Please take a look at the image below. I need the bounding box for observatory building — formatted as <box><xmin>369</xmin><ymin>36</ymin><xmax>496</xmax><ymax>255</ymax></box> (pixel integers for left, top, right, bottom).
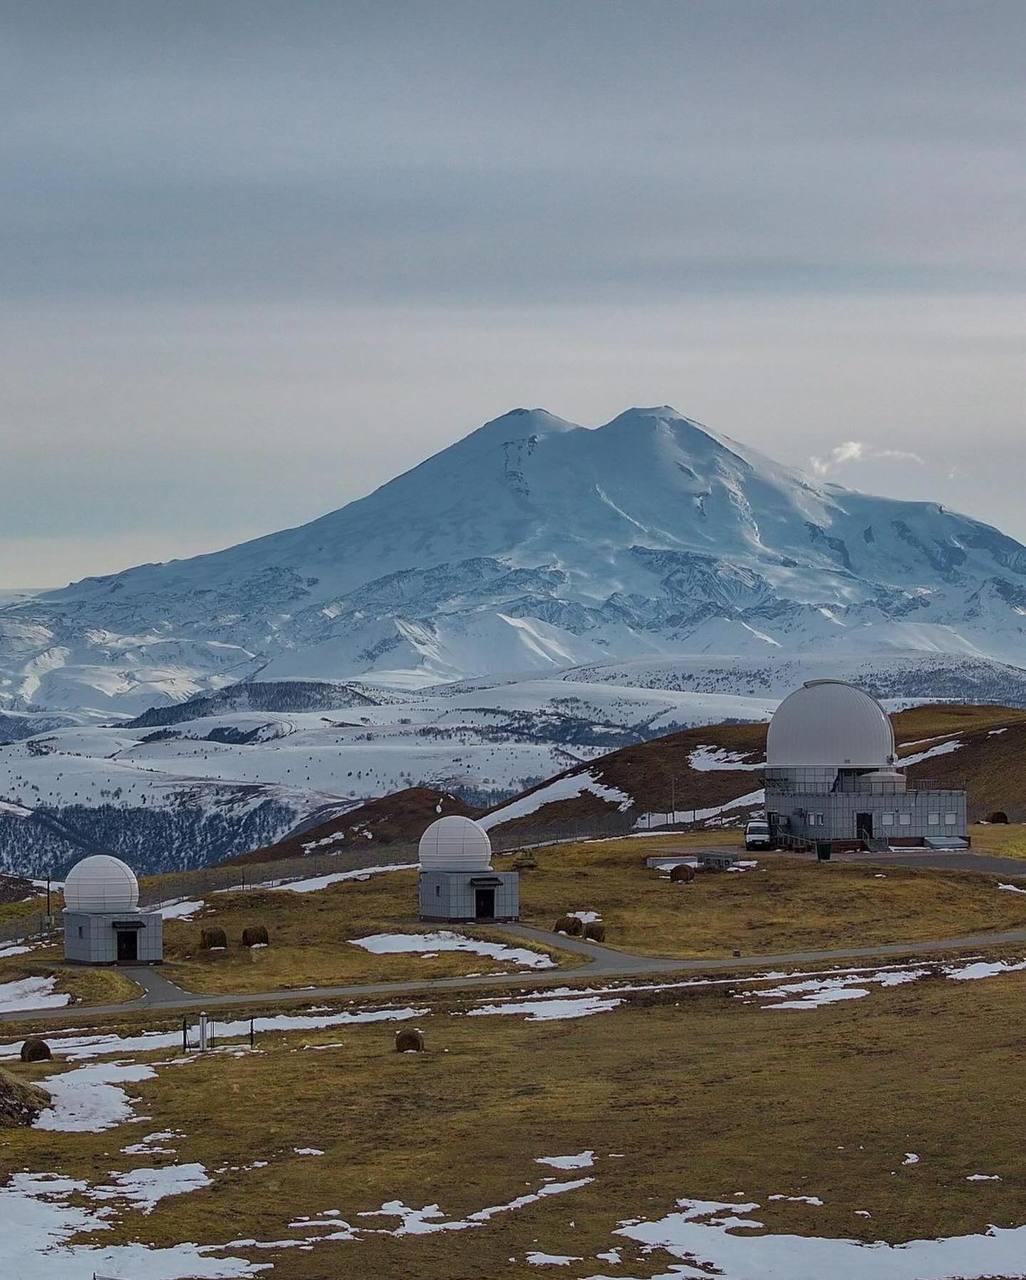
<box><xmin>62</xmin><ymin>854</ymin><xmax>163</xmax><ymax>965</ymax></box>
<box><xmin>418</xmin><ymin>816</ymin><xmax>519</xmax><ymax>922</ymax></box>
<box><xmin>765</xmin><ymin>680</ymin><xmax>968</xmax><ymax>854</ymax></box>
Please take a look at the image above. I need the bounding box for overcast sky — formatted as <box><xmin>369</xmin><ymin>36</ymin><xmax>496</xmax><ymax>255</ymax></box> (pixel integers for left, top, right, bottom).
<box><xmin>1</xmin><ymin>1</ymin><xmax>1023</xmax><ymax>588</ymax></box>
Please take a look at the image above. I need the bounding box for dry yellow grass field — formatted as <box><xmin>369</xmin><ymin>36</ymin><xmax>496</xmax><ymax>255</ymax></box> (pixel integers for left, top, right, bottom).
<box><xmin>968</xmin><ymin>821</ymin><xmax>1026</xmax><ymax>860</ymax></box>
<box><xmin>161</xmin><ymin>873</ymin><xmax>572</xmax><ymax>993</ymax></box>
<box><xmin>516</xmin><ymin>834</ymin><xmax>1026</xmax><ymax>958</ymax></box>
<box><xmin>5</xmin><ymin>962</ymin><xmax>1026</xmax><ymax>1278</ymax></box>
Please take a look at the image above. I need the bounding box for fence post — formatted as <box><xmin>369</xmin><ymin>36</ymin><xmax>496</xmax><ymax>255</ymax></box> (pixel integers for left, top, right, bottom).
<box><xmin>250</xmin><ymin>1017</ymin><xmax>255</xmax><ymax>1050</ymax></box>
<box><xmin>182</xmin><ymin>1016</ymin><xmax>188</xmax><ymax>1053</ymax></box>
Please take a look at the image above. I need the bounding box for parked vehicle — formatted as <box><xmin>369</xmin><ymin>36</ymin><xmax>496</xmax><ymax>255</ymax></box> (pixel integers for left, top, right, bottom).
<box><xmin>744</xmin><ymin>819</ymin><xmax>772</xmax><ymax>851</ymax></box>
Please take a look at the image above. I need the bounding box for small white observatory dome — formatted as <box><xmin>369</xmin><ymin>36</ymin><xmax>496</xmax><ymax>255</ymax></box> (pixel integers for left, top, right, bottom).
<box><xmin>419</xmin><ymin>816</ymin><xmax>493</xmax><ymax>872</ymax></box>
<box><xmin>767</xmin><ymin>679</ymin><xmax>896</xmax><ymax>768</ymax></box>
<box><xmin>64</xmin><ymin>854</ymin><xmax>140</xmax><ymax>913</ymax></box>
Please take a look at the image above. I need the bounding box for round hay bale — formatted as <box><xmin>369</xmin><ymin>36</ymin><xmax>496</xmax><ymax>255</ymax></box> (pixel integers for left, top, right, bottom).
<box><xmin>989</xmin><ymin>811</ymin><xmax>1009</xmax><ymax>824</ymax></box>
<box><xmin>200</xmin><ymin>926</ymin><xmax>228</xmax><ymax>951</ymax></box>
<box><xmin>554</xmin><ymin>914</ymin><xmax>583</xmax><ymax>936</ymax></box>
<box><xmin>241</xmin><ymin>925</ymin><xmax>270</xmax><ymax>948</ymax></box>
<box><xmin>670</xmin><ymin>863</ymin><xmax>696</xmax><ymax>884</ymax></box>
<box><xmin>395</xmin><ymin>1028</ymin><xmax>424</xmax><ymax>1053</ymax></box>
<box><xmin>19</xmin><ymin>1038</ymin><xmax>51</xmax><ymax>1064</ymax></box>
<box><xmin>583</xmin><ymin>921</ymin><xmax>606</xmax><ymax>943</ymax></box>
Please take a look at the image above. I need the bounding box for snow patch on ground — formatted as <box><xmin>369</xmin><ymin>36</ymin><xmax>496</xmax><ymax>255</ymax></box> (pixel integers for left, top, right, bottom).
<box><xmin>0</xmin><ymin>1005</ymin><xmax>427</xmax><ymax>1063</ymax></box>
<box><xmin>605</xmin><ymin>1194</ymin><xmax>1026</xmax><ymax>1280</ymax></box>
<box><xmin>35</xmin><ymin>1062</ymin><xmax>157</xmax><ymax>1132</ymax></box>
<box><xmin>350</xmin><ymin>930</ymin><xmax>555</xmax><ymax>969</ymax></box>
<box><xmin>468</xmin><ymin>996</ymin><xmax>622</xmax><ymax>1022</ymax></box>
<box><xmin>688</xmin><ymin>746</ymin><xmax>763</xmax><ymax>772</ymax></box>
<box><xmin>899</xmin><ymin>738</ymin><xmax>964</xmax><ymax>767</ymax></box>
<box><xmin>0</xmin><ymin>1171</ymin><xmax>265</xmax><ymax>1277</ymax></box>
<box><xmin>536</xmin><ymin>1152</ymin><xmax>595</xmax><ymax>1170</ymax></box>
<box><xmin>159</xmin><ymin>898</ymin><xmax>206</xmax><ymax>920</ymax></box>
<box><xmin>0</xmin><ymin>975</ymin><xmax>70</xmax><ymax>1013</ymax></box>
<box><xmin>271</xmin><ymin>863</ymin><xmax>417</xmax><ymax>893</ymax></box>
<box><xmin>89</xmin><ymin>1163</ymin><xmax>212</xmax><ymax>1213</ymax></box>
<box><xmin>480</xmin><ymin>771</ymin><xmax>632</xmax><ymax>831</ymax></box>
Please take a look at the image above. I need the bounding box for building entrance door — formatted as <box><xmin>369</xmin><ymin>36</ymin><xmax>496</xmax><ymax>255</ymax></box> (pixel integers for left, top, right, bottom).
<box><xmin>856</xmin><ymin>812</ymin><xmax>874</xmax><ymax>840</ymax></box>
<box><xmin>116</xmin><ymin>929</ymin><xmax>139</xmax><ymax>963</ymax></box>
<box><xmin>475</xmin><ymin>888</ymin><xmax>496</xmax><ymax>920</ymax></box>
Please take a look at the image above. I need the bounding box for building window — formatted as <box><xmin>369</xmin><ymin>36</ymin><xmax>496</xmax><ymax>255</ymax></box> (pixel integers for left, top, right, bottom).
<box><xmin>899</xmin><ymin>813</ymin><xmax>912</xmax><ymax>825</ymax></box>
<box><xmin>882</xmin><ymin>813</ymin><xmax>894</xmax><ymax>827</ymax></box>
<box><xmin>78</xmin><ymin>926</ymin><xmax>84</xmax><ymax>938</ymax></box>
<box><xmin>945</xmin><ymin>813</ymin><xmax>957</xmax><ymax>825</ymax></box>
<box><xmin>435</xmin><ymin>885</ymin><xmax>441</xmax><ymax>896</ymax></box>
<box><xmin>928</xmin><ymin>813</ymin><xmax>940</xmax><ymax>826</ymax></box>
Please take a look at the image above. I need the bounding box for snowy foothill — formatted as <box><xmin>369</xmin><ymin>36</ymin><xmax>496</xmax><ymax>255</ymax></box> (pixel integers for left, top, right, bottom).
<box><xmin>350</xmin><ymin>931</ymin><xmax>556</xmax><ymax>970</ymax></box>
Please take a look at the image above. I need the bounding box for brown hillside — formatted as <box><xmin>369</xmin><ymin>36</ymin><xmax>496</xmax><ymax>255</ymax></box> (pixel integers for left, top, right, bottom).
<box><xmin>228</xmin><ymin>787</ymin><xmax>482</xmax><ymax>865</ymax></box>
<box><xmin>484</xmin><ymin>702</ymin><xmax>1026</xmax><ymax>835</ymax></box>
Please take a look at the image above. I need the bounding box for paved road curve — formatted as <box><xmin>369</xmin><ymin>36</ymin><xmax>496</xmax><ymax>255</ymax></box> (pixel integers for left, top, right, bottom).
<box><xmin>5</xmin><ymin>919</ymin><xmax>1026</xmax><ymax>1027</ymax></box>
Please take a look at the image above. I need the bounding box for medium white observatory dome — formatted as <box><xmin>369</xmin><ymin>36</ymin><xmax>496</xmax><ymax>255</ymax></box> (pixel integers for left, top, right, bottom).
<box><xmin>63</xmin><ymin>854</ymin><xmax>140</xmax><ymax>914</ymax></box>
<box><xmin>766</xmin><ymin>680</ymin><xmax>896</xmax><ymax>769</ymax></box>
<box><xmin>419</xmin><ymin>816</ymin><xmax>493</xmax><ymax>872</ymax></box>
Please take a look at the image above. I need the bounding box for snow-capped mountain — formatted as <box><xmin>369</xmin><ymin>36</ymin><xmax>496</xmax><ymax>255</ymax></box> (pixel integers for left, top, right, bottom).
<box><xmin>3</xmin><ymin>405</ymin><xmax>1026</xmax><ymax>713</ymax></box>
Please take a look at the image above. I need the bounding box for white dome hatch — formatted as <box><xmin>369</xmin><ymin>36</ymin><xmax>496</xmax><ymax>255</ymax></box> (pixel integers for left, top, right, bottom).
<box><xmin>64</xmin><ymin>854</ymin><xmax>140</xmax><ymax>914</ymax></box>
<box><xmin>419</xmin><ymin>816</ymin><xmax>493</xmax><ymax>872</ymax></box>
<box><xmin>766</xmin><ymin>679</ymin><xmax>896</xmax><ymax>769</ymax></box>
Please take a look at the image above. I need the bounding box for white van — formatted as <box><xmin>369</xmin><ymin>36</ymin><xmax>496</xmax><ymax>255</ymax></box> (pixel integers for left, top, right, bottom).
<box><xmin>744</xmin><ymin>819</ymin><xmax>772</xmax><ymax>851</ymax></box>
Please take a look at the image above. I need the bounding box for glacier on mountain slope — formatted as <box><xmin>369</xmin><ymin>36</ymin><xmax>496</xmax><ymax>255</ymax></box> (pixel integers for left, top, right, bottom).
<box><xmin>3</xmin><ymin>405</ymin><xmax>1026</xmax><ymax>713</ymax></box>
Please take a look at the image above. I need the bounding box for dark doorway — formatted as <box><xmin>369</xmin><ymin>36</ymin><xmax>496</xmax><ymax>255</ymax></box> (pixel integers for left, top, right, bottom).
<box><xmin>475</xmin><ymin>888</ymin><xmax>496</xmax><ymax>920</ymax></box>
<box><xmin>116</xmin><ymin>929</ymin><xmax>139</xmax><ymax>963</ymax></box>
<box><xmin>856</xmin><ymin>812</ymin><xmax>874</xmax><ymax>840</ymax></box>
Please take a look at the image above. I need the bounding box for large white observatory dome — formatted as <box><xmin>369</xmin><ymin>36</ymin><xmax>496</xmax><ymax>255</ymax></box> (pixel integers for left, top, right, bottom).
<box><xmin>63</xmin><ymin>854</ymin><xmax>140</xmax><ymax>914</ymax></box>
<box><xmin>766</xmin><ymin>680</ymin><xmax>896</xmax><ymax>769</ymax></box>
<box><xmin>419</xmin><ymin>816</ymin><xmax>493</xmax><ymax>872</ymax></box>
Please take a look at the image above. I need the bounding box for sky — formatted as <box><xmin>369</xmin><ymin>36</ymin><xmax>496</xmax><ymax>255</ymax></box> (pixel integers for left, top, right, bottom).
<box><xmin>1</xmin><ymin>0</ymin><xmax>1023</xmax><ymax>588</ymax></box>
